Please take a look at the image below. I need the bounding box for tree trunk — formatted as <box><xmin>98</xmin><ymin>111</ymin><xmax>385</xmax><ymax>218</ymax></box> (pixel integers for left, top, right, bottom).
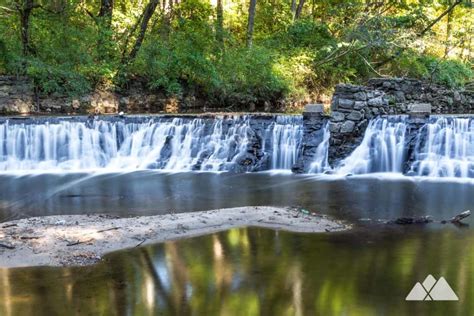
<box><xmin>444</xmin><ymin>6</ymin><xmax>452</xmax><ymax>56</ymax></box>
<box><xmin>419</xmin><ymin>0</ymin><xmax>462</xmax><ymax>37</ymax></box>
<box><xmin>98</xmin><ymin>0</ymin><xmax>114</xmax><ymax>19</ymax></box>
<box><xmin>291</xmin><ymin>0</ymin><xmax>296</xmax><ymax>17</ymax></box>
<box><xmin>464</xmin><ymin>33</ymin><xmax>472</xmax><ymax>62</ymax></box>
<box><xmin>294</xmin><ymin>0</ymin><xmax>305</xmax><ymax>19</ymax></box>
<box><xmin>216</xmin><ymin>0</ymin><xmax>224</xmax><ymax>49</ymax></box>
<box><xmin>18</xmin><ymin>0</ymin><xmax>38</xmax><ymax>57</ymax></box>
<box><xmin>161</xmin><ymin>0</ymin><xmax>173</xmax><ymax>39</ymax></box>
<box><xmin>246</xmin><ymin>0</ymin><xmax>257</xmax><ymax>48</ymax></box>
<box><xmin>124</xmin><ymin>0</ymin><xmax>160</xmax><ymax>64</ymax></box>
<box><xmin>98</xmin><ymin>0</ymin><xmax>114</xmax><ymax>61</ymax></box>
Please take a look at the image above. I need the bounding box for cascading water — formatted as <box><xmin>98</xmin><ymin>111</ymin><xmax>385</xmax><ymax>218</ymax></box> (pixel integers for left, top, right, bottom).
<box><xmin>265</xmin><ymin>116</ymin><xmax>303</xmax><ymax>170</ymax></box>
<box><xmin>410</xmin><ymin>117</ymin><xmax>474</xmax><ymax>178</ymax></box>
<box><xmin>308</xmin><ymin>123</ymin><xmax>330</xmax><ymax>173</ymax></box>
<box><xmin>0</xmin><ymin>116</ymin><xmax>303</xmax><ymax>172</ymax></box>
<box><xmin>336</xmin><ymin>117</ymin><xmax>407</xmax><ymax>174</ymax></box>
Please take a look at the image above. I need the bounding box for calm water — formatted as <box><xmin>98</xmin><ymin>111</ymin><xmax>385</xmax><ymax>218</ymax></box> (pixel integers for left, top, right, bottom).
<box><xmin>1</xmin><ymin>172</ymin><xmax>474</xmax><ymax>222</ymax></box>
<box><xmin>0</xmin><ymin>227</ymin><xmax>472</xmax><ymax>316</ymax></box>
<box><xmin>0</xmin><ymin>172</ymin><xmax>473</xmax><ymax>315</ymax></box>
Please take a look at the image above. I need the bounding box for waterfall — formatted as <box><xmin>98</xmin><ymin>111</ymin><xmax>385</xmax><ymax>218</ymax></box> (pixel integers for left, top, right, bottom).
<box><xmin>308</xmin><ymin>123</ymin><xmax>330</xmax><ymax>173</ymax></box>
<box><xmin>336</xmin><ymin>117</ymin><xmax>407</xmax><ymax>174</ymax></box>
<box><xmin>266</xmin><ymin>116</ymin><xmax>303</xmax><ymax>169</ymax></box>
<box><xmin>0</xmin><ymin>116</ymin><xmax>303</xmax><ymax>172</ymax></box>
<box><xmin>410</xmin><ymin>117</ymin><xmax>474</xmax><ymax>178</ymax></box>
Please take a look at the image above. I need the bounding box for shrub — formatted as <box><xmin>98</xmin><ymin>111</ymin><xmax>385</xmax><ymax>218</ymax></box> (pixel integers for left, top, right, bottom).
<box><xmin>390</xmin><ymin>52</ymin><xmax>473</xmax><ymax>88</ymax></box>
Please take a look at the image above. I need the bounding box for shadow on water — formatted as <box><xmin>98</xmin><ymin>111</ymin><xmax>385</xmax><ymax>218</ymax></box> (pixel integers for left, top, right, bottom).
<box><xmin>0</xmin><ymin>227</ymin><xmax>472</xmax><ymax>316</ymax></box>
<box><xmin>1</xmin><ymin>171</ymin><xmax>474</xmax><ymax>223</ymax></box>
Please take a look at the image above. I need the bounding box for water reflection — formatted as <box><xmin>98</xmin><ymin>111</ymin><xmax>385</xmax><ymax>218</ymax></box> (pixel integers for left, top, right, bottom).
<box><xmin>1</xmin><ymin>172</ymin><xmax>474</xmax><ymax>222</ymax></box>
<box><xmin>0</xmin><ymin>227</ymin><xmax>472</xmax><ymax>315</ymax></box>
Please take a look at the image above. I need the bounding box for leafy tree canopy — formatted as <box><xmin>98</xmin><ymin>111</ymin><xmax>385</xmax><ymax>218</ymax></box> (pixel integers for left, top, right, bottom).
<box><xmin>0</xmin><ymin>0</ymin><xmax>472</xmax><ymax>108</ymax></box>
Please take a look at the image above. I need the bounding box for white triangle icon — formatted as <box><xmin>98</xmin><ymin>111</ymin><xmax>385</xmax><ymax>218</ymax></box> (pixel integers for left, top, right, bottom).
<box><xmin>429</xmin><ymin>277</ymin><xmax>459</xmax><ymax>301</ymax></box>
<box><xmin>406</xmin><ymin>275</ymin><xmax>459</xmax><ymax>301</ymax></box>
<box><xmin>406</xmin><ymin>282</ymin><xmax>428</xmax><ymax>301</ymax></box>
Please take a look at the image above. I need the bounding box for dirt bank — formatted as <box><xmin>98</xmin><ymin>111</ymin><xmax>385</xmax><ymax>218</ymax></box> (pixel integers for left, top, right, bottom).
<box><xmin>0</xmin><ymin>206</ymin><xmax>349</xmax><ymax>268</ymax></box>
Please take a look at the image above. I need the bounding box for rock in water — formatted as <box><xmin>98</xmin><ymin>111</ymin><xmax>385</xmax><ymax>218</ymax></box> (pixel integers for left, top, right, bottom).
<box><xmin>390</xmin><ymin>216</ymin><xmax>433</xmax><ymax>225</ymax></box>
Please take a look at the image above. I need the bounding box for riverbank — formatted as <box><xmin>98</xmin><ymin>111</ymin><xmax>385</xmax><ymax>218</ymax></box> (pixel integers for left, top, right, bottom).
<box><xmin>0</xmin><ymin>206</ymin><xmax>348</xmax><ymax>268</ymax></box>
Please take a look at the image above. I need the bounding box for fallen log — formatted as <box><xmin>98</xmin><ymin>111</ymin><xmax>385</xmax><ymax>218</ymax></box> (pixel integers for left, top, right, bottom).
<box><xmin>0</xmin><ymin>242</ymin><xmax>15</xmax><ymax>250</ymax></box>
<box><xmin>450</xmin><ymin>210</ymin><xmax>471</xmax><ymax>223</ymax></box>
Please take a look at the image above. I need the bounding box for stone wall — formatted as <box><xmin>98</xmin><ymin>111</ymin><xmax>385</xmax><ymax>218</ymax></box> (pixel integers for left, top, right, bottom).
<box><xmin>0</xmin><ymin>76</ymin><xmax>121</xmax><ymax>114</ymax></box>
<box><xmin>0</xmin><ymin>76</ymin><xmax>35</xmax><ymax>114</ymax></box>
<box><xmin>0</xmin><ymin>76</ymin><xmax>277</xmax><ymax>114</ymax></box>
<box><xmin>327</xmin><ymin>84</ymin><xmax>390</xmax><ymax>164</ymax></box>
<box><xmin>2</xmin><ymin>75</ymin><xmax>472</xmax><ymax>116</ymax></box>
<box><xmin>0</xmin><ymin>76</ymin><xmax>189</xmax><ymax>114</ymax></box>
<box><xmin>368</xmin><ymin>78</ymin><xmax>474</xmax><ymax>114</ymax></box>
<box><xmin>326</xmin><ymin>78</ymin><xmax>474</xmax><ymax>164</ymax></box>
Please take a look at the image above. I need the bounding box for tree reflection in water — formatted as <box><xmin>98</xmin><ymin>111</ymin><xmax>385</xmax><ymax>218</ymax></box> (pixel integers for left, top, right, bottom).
<box><xmin>0</xmin><ymin>226</ymin><xmax>472</xmax><ymax>316</ymax></box>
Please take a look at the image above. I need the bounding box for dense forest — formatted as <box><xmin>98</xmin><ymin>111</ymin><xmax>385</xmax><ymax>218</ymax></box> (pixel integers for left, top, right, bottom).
<box><xmin>0</xmin><ymin>0</ymin><xmax>473</xmax><ymax>109</ymax></box>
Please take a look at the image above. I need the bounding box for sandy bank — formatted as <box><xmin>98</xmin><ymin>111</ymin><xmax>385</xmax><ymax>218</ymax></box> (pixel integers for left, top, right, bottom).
<box><xmin>0</xmin><ymin>206</ymin><xmax>349</xmax><ymax>268</ymax></box>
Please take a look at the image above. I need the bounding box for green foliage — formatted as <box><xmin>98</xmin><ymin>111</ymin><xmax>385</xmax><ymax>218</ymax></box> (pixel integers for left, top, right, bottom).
<box><xmin>284</xmin><ymin>19</ymin><xmax>334</xmax><ymax>49</ymax></box>
<box><xmin>430</xmin><ymin>59</ymin><xmax>473</xmax><ymax>88</ymax></box>
<box><xmin>213</xmin><ymin>46</ymin><xmax>287</xmax><ymax>105</ymax></box>
<box><xmin>0</xmin><ymin>0</ymin><xmax>472</xmax><ymax>108</ymax></box>
<box><xmin>25</xmin><ymin>58</ymin><xmax>91</xmax><ymax>96</ymax></box>
<box><xmin>390</xmin><ymin>52</ymin><xmax>473</xmax><ymax>88</ymax></box>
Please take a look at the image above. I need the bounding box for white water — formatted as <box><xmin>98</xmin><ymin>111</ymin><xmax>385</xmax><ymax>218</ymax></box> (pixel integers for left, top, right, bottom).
<box><xmin>5</xmin><ymin>115</ymin><xmax>474</xmax><ymax>177</ymax></box>
<box><xmin>308</xmin><ymin>123</ymin><xmax>330</xmax><ymax>173</ymax></box>
<box><xmin>411</xmin><ymin>117</ymin><xmax>474</xmax><ymax>177</ymax></box>
<box><xmin>0</xmin><ymin>116</ymin><xmax>302</xmax><ymax>172</ymax></box>
<box><xmin>336</xmin><ymin>117</ymin><xmax>407</xmax><ymax>174</ymax></box>
<box><xmin>266</xmin><ymin>116</ymin><xmax>303</xmax><ymax>169</ymax></box>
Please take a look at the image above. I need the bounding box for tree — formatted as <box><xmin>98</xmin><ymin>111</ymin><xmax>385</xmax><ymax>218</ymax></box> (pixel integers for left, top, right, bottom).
<box><xmin>216</xmin><ymin>0</ymin><xmax>224</xmax><ymax>49</ymax></box>
<box><xmin>85</xmin><ymin>0</ymin><xmax>115</xmax><ymax>61</ymax></box>
<box><xmin>246</xmin><ymin>0</ymin><xmax>257</xmax><ymax>48</ymax></box>
<box><xmin>15</xmin><ymin>0</ymin><xmax>40</xmax><ymax>57</ymax></box>
<box><xmin>294</xmin><ymin>0</ymin><xmax>304</xmax><ymax>19</ymax></box>
<box><xmin>291</xmin><ymin>0</ymin><xmax>296</xmax><ymax>18</ymax></box>
<box><xmin>98</xmin><ymin>0</ymin><xmax>114</xmax><ymax>60</ymax></box>
<box><xmin>122</xmin><ymin>0</ymin><xmax>160</xmax><ymax>65</ymax></box>
<box><xmin>419</xmin><ymin>0</ymin><xmax>463</xmax><ymax>37</ymax></box>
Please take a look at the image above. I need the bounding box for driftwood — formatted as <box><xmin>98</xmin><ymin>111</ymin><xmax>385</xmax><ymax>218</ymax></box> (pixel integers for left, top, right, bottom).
<box><xmin>19</xmin><ymin>236</ymin><xmax>40</xmax><ymax>240</ymax></box>
<box><xmin>135</xmin><ymin>239</ymin><xmax>146</xmax><ymax>247</ymax></box>
<box><xmin>2</xmin><ymin>224</ymin><xmax>17</xmax><ymax>228</ymax></box>
<box><xmin>66</xmin><ymin>238</ymin><xmax>94</xmax><ymax>247</ymax></box>
<box><xmin>0</xmin><ymin>242</ymin><xmax>15</xmax><ymax>249</ymax></box>
<box><xmin>390</xmin><ymin>210</ymin><xmax>471</xmax><ymax>225</ymax></box>
<box><xmin>450</xmin><ymin>210</ymin><xmax>471</xmax><ymax>223</ymax></box>
<box><xmin>97</xmin><ymin>227</ymin><xmax>120</xmax><ymax>233</ymax></box>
